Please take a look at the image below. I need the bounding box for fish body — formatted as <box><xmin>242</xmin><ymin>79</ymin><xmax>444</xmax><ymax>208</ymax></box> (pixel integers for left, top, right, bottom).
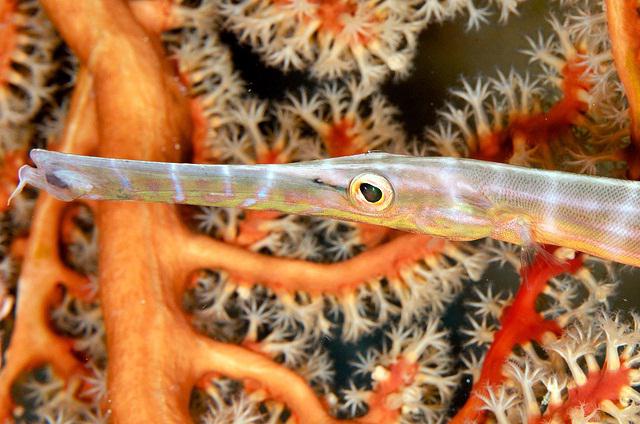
<box><xmin>14</xmin><ymin>149</ymin><xmax>640</xmax><ymax>267</ymax></box>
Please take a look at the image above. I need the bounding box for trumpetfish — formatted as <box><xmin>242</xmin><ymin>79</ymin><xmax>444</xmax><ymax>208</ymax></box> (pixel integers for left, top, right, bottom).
<box><xmin>11</xmin><ymin>149</ymin><xmax>640</xmax><ymax>267</ymax></box>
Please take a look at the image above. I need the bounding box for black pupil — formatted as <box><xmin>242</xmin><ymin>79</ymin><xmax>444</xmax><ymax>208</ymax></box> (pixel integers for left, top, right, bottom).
<box><xmin>359</xmin><ymin>183</ymin><xmax>383</xmax><ymax>203</ymax></box>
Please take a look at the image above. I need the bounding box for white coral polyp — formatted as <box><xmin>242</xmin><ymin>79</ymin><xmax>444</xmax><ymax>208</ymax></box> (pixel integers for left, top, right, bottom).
<box><xmin>217</xmin><ymin>0</ymin><xmax>429</xmax><ymax>85</ymax></box>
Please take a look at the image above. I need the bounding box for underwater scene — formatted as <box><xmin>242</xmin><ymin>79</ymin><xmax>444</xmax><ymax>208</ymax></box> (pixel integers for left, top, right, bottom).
<box><xmin>1</xmin><ymin>0</ymin><xmax>640</xmax><ymax>422</ymax></box>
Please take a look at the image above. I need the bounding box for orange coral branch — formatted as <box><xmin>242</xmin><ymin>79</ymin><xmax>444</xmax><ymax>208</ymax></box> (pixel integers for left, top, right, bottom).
<box><xmin>39</xmin><ymin>0</ymin><xmax>192</xmax><ymax>163</ymax></box>
<box><xmin>0</xmin><ymin>199</ymin><xmax>83</xmax><ymax>417</ymax></box>
<box><xmin>128</xmin><ymin>0</ymin><xmax>176</xmax><ymax>35</ymax></box>
<box><xmin>97</xmin><ymin>201</ymin><xmax>344</xmax><ymax>422</ymax></box>
<box><xmin>183</xmin><ymin>231</ymin><xmax>444</xmax><ymax>296</ymax></box>
<box><xmin>33</xmin><ymin>2</ymin><xmax>193</xmax><ymax>421</ymax></box>
<box><xmin>99</xmin><ymin>201</ymin><xmax>397</xmax><ymax>423</ymax></box>
<box><xmin>97</xmin><ymin>202</ymin><xmax>199</xmax><ymax>422</ymax></box>
<box><xmin>100</xmin><ymin>195</ymin><xmax>441</xmax><ymax>422</ymax></box>
<box><xmin>605</xmin><ymin>0</ymin><xmax>640</xmax><ymax>179</ymax></box>
<box><xmin>192</xmin><ymin>336</ymin><xmax>340</xmax><ymax>424</ymax></box>
<box><xmin>0</xmin><ymin>0</ymin><xmax>16</xmax><ymax>87</ymax></box>
<box><xmin>0</xmin><ymin>68</ymin><xmax>97</xmax><ymax>419</ymax></box>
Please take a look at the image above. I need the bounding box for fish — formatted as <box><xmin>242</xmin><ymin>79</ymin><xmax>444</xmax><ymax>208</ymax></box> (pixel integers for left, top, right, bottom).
<box><xmin>11</xmin><ymin>148</ymin><xmax>640</xmax><ymax>267</ymax></box>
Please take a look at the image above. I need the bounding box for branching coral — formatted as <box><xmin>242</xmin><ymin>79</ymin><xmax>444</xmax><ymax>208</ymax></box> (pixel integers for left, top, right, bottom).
<box><xmin>477</xmin><ymin>311</ymin><xmax>640</xmax><ymax>423</ymax></box>
<box><xmin>0</xmin><ymin>0</ymin><xmax>59</xmax><ymax>211</ymax></box>
<box><xmin>0</xmin><ymin>67</ymin><xmax>99</xmax><ymax>421</ymax></box>
<box><xmin>2</xmin><ymin>0</ymin><xmax>640</xmax><ymax>423</ymax></box>
<box><xmin>452</xmin><ymin>246</ymin><xmax>613</xmax><ymax>422</ymax></box>
<box><xmin>429</xmin><ymin>13</ymin><xmax>628</xmax><ymax>173</ymax></box>
<box><xmin>216</xmin><ymin>0</ymin><xmax>527</xmax><ymax>85</ymax></box>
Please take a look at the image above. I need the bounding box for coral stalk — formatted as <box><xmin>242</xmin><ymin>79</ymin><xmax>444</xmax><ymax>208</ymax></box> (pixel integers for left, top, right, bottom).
<box><xmin>185</xmin><ymin>233</ymin><xmax>443</xmax><ymax>295</ymax></box>
<box><xmin>0</xmin><ymin>0</ymin><xmax>16</xmax><ymax>88</ymax></box>
<box><xmin>452</xmin><ymin>249</ymin><xmax>583</xmax><ymax>423</ymax></box>
<box><xmin>605</xmin><ymin>0</ymin><xmax>640</xmax><ymax>178</ymax></box>
<box><xmin>0</xmin><ymin>67</ymin><xmax>97</xmax><ymax>419</ymax></box>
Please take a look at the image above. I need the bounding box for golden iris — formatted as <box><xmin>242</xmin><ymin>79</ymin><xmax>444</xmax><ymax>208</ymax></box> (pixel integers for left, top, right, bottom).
<box><xmin>349</xmin><ymin>173</ymin><xmax>394</xmax><ymax>212</ymax></box>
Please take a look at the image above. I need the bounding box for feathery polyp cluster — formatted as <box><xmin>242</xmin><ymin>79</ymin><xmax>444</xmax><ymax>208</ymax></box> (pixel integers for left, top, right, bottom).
<box><xmin>188</xmin><ymin>238</ymin><xmax>486</xmax><ymax>343</ymax></box>
<box><xmin>186</xmin><ymin>268</ymin><xmax>337</xmax><ymax>402</ymax></box>
<box><xmin>195</xmin><ymin>378</ymin><xmax>265</xmax><ymax>424</ymax></box>
<box><xmin>460</xmin><ymin>242</ymin><xmax>615</xmax><ymax>376</ymax></box>
<box><xmin>284</xmin><ymin>80</ymin><xmax>406</xmax><ymax>156</ymax></box>
<box><xmin>212</xmin><ymin>78</ymin><xmax>407</xmax><ymax>163</ymax></box>
<box><xmin>481</xmin><ymin>313</ymin><xmax>640</xmax><ymax>423</ymax></box>
<box><xmin>0</xmin><ymin>0</ymin><xmax>58</xmax><ymax>127</ymax></box>
<box><xmin>343</xmin><ymin>317</ymin><xmax>459</xmax><ymax>422</ymax></box>
<box><xmin>216</xmin><ymin>0</ymin><xmax>429</xmax><ymax>85</ymax></box>
<box><xmin>14</xmin><ymin>366</ymin><xmax>107</xmax><ymax>423</ymax></box>
<box><xmin>427</xmin><ymin>14</ymin><xmax>628</xmax><ymax>175</ymax></box>
<box><xmin>165</xmin><ymin>28</ymin><xmax>245</xmax><ymax>163</ymax></box>
<box><xmin>453</xmin><ymin>244</ymin><xmax>619</xmax><ymax>423</ymax></box>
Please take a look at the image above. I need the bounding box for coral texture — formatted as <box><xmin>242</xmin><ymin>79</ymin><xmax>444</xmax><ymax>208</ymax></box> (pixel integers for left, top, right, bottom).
<box><xmin>0</xmin><ymin>0</ymin><xmax>639</xmax><ymax>423</ymax></box>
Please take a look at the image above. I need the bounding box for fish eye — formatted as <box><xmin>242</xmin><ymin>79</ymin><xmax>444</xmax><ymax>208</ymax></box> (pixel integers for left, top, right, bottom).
<box><xmin>349</xmin><ymin>173</ymin><xmax>394</xmax><ymax>212</ymax></box>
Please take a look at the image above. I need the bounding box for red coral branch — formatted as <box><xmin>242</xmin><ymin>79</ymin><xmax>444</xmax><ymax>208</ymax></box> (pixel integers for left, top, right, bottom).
<box><xmin>452</xmin><ymin>249</ymin><xmax>584</xmax><ymax>423</ymax></box>
<box><xmin>536</xmin><ymin>367</ymin><xmax>632</xmax><ymax>423</ymax></box>
<box><xmin>474</xmin><ymin>57</ymin><xmax>590</xmax><ymax>164</ymax></box>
